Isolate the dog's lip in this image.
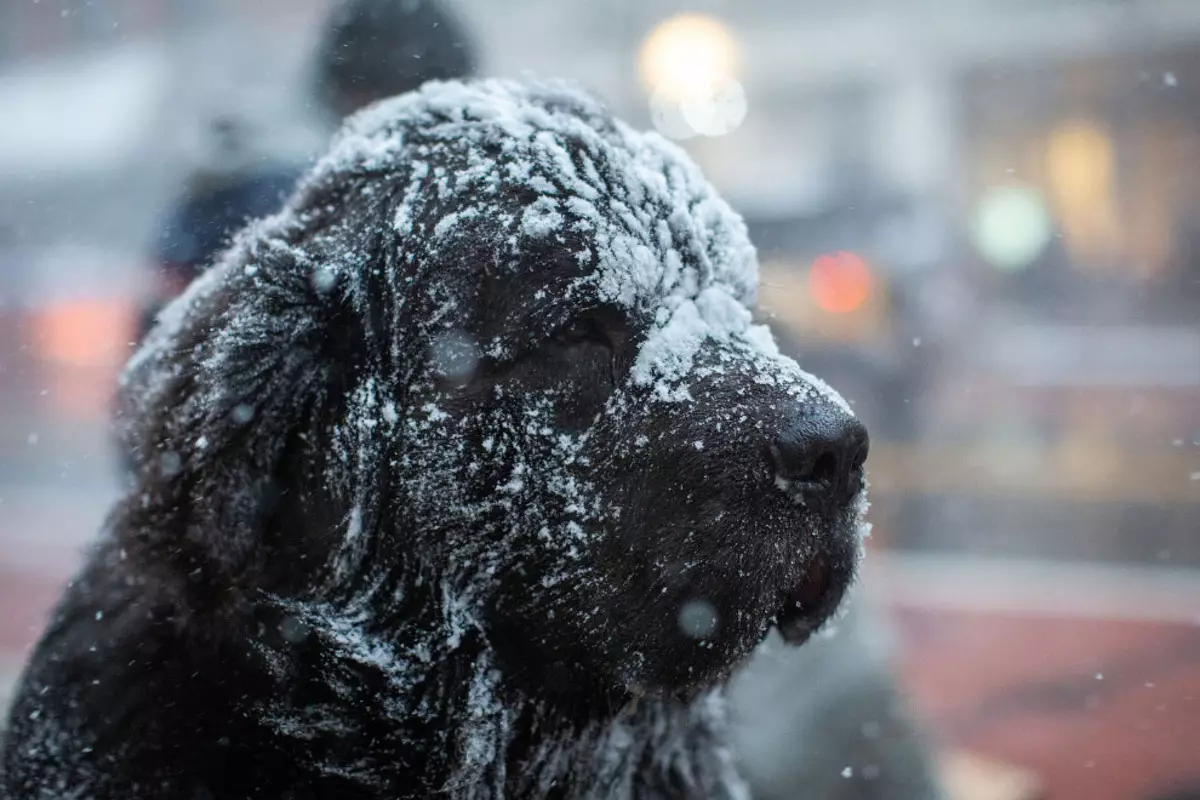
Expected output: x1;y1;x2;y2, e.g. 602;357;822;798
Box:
772;557;838;646
774;590;820;646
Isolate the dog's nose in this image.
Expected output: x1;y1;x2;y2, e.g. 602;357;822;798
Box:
769;404;869;506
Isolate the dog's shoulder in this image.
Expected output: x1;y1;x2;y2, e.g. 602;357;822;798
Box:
2;540;200;795
0;535;365;799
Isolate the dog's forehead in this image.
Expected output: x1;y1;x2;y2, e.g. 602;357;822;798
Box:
302;79;850;413
312;78;758;316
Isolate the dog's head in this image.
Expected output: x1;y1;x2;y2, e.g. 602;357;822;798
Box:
120;80;868;708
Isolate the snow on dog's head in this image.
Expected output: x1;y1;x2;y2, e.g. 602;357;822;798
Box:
121;78;868;707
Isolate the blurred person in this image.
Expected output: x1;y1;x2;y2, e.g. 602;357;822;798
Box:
140;0;478;344
312;0;477;124
118;0;478;478
142;115;299;339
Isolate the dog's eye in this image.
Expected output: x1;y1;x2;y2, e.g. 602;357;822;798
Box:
554;318;611;348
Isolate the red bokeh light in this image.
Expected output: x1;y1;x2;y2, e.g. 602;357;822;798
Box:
808;251;872;314
29;299;133;368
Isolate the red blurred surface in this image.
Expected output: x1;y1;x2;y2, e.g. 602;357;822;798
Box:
896;608;1200;800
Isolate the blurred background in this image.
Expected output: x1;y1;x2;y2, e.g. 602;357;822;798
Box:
0;1;1198;798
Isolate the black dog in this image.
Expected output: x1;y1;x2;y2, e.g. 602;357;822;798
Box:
1;79;868;799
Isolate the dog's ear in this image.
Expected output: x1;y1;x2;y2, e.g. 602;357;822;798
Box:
116;228;363;583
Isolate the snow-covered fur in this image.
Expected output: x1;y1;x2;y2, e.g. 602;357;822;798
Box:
1;79;869;799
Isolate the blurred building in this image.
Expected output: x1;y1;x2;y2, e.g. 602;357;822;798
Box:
3;0;1198;559
559;0;1200;568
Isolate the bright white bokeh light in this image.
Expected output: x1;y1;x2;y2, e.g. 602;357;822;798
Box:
638;13;739;96
640;14;746;141
649;77;748;141
680;75;747;138
971;185;1053;271
649;87;699;141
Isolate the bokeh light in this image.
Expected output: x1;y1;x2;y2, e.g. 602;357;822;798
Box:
808;251;873;314
1045;121;1121;265
28;299;132;368
429;328;481;386
638;13;739;96
678;598;719;639
639;13;746;141
648;86;699;141
1046;122;1114;203
970;184;1053;271
680;75;747;137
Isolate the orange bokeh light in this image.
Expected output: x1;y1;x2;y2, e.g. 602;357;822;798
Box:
24;299;136;421
808;251;872;314
28;299;134;367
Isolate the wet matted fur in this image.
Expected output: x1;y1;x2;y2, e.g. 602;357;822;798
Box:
0;79;869;799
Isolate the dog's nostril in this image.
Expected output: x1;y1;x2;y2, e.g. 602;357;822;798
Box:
769;409;869;503
810;452;839;484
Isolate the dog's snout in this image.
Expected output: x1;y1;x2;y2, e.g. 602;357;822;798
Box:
769;405;868;505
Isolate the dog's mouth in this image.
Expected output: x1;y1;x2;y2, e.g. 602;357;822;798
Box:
772;553;848;645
